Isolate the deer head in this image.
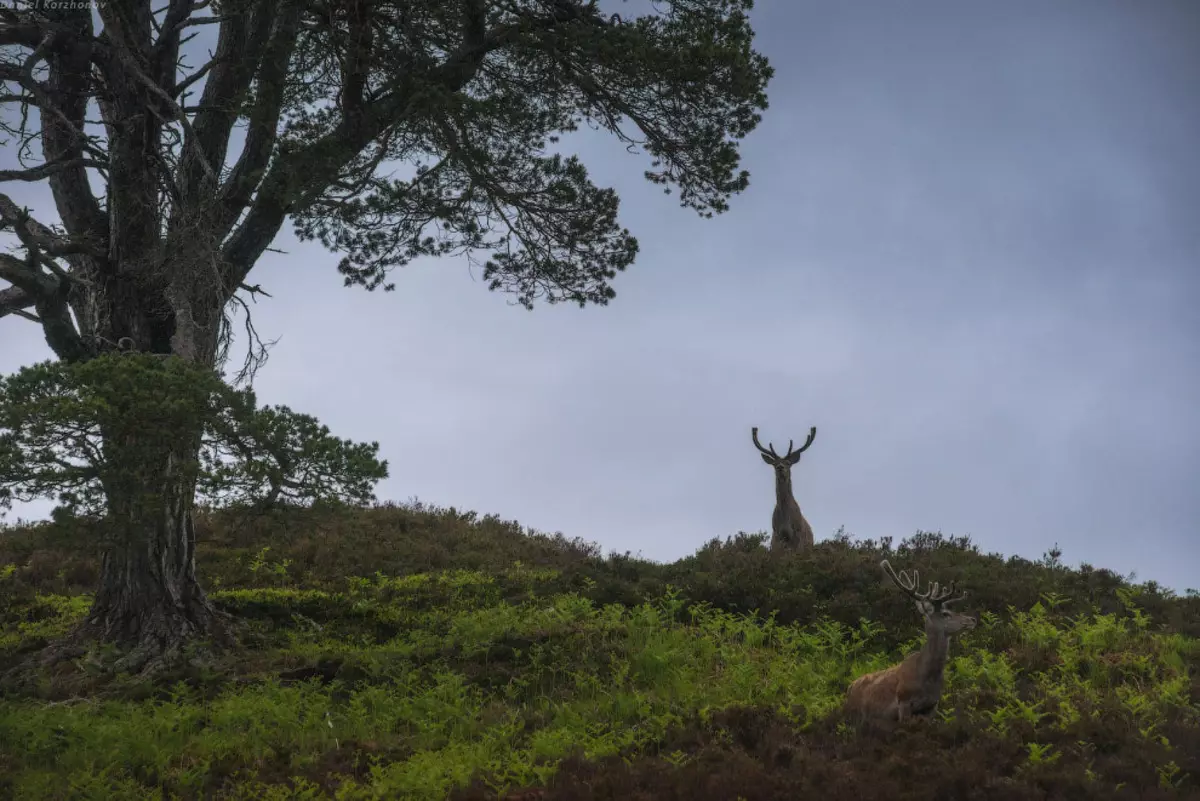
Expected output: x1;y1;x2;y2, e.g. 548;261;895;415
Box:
881;559;976;636
751;426;816;473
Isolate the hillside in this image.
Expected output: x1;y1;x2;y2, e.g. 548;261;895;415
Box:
1;501;1198;800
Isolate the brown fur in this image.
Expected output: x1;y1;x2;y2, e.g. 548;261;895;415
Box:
844;560;977;725
750;426;817;552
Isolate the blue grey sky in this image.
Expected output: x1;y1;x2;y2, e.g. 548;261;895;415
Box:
2;0;1198;591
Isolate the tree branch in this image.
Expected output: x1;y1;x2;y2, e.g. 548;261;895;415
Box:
0;285;37;321
154;0;198;60
0;192;92;357
0;193;102;262
179;0;275;203
171;53;220;99
220;0;502;288
95;2;154;57
0;9;48;49
0;195;77;292
339;0;375;135
26;7;109;259
0;158;106;182
110;40;218;184
0;252;43;296
215;0;304;234
0;242;86;360
0;45;95;156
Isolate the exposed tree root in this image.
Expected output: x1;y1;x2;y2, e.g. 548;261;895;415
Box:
67;597;232;674
2;598;238;695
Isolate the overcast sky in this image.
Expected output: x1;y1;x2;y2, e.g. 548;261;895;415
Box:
2;0;1198;592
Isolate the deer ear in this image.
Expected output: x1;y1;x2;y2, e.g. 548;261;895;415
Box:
760;453;775;466
785;450;803;465
915;600;934;617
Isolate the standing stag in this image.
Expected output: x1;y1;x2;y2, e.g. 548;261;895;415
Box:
751;426;817;551
844;560;977;725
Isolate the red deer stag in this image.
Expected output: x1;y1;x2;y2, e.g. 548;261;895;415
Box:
844;560;976;726
751;426;817;551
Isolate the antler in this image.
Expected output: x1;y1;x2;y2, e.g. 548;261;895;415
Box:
751;426;818;460
751;426;781;458
881;559;927;600
794;426;817;455
881;560;968;609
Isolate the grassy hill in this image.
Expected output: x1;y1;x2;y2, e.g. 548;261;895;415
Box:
0;501;1198;800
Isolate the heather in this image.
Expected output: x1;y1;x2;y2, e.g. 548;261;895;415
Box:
0;502;1196;799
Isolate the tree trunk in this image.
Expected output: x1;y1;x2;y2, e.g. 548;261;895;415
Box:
46;435;230;674
41;272;234;674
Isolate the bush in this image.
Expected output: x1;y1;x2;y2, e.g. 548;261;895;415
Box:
0;503;1197;799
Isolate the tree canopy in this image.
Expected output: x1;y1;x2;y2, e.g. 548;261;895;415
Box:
0;353;389;520
1;0;774;365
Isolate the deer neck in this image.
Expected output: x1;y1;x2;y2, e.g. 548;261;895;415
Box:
917;622;950;681
774;469;795;507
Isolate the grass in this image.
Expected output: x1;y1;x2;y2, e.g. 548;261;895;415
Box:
0;500;1197;799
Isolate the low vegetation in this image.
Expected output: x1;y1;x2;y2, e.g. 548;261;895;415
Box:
0;501;1198;799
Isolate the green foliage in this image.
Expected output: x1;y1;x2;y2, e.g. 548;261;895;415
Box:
289;0;774;308
0;504;1197;799
0;354;388;518
0;353;224;516
200;402;389;511
0;589;91;651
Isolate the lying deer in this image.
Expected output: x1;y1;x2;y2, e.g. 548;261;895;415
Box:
844;560;976;725
751;426;817;551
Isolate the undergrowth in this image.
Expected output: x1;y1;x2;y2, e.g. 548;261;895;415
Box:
0;501;1197;799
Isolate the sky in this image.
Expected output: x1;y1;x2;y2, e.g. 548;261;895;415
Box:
2;0;1198;592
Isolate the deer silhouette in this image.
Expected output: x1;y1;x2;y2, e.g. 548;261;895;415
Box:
844;560;977;726
750;426;817;551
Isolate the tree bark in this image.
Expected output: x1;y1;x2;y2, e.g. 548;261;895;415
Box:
37;275;234;673
40;410;231;675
